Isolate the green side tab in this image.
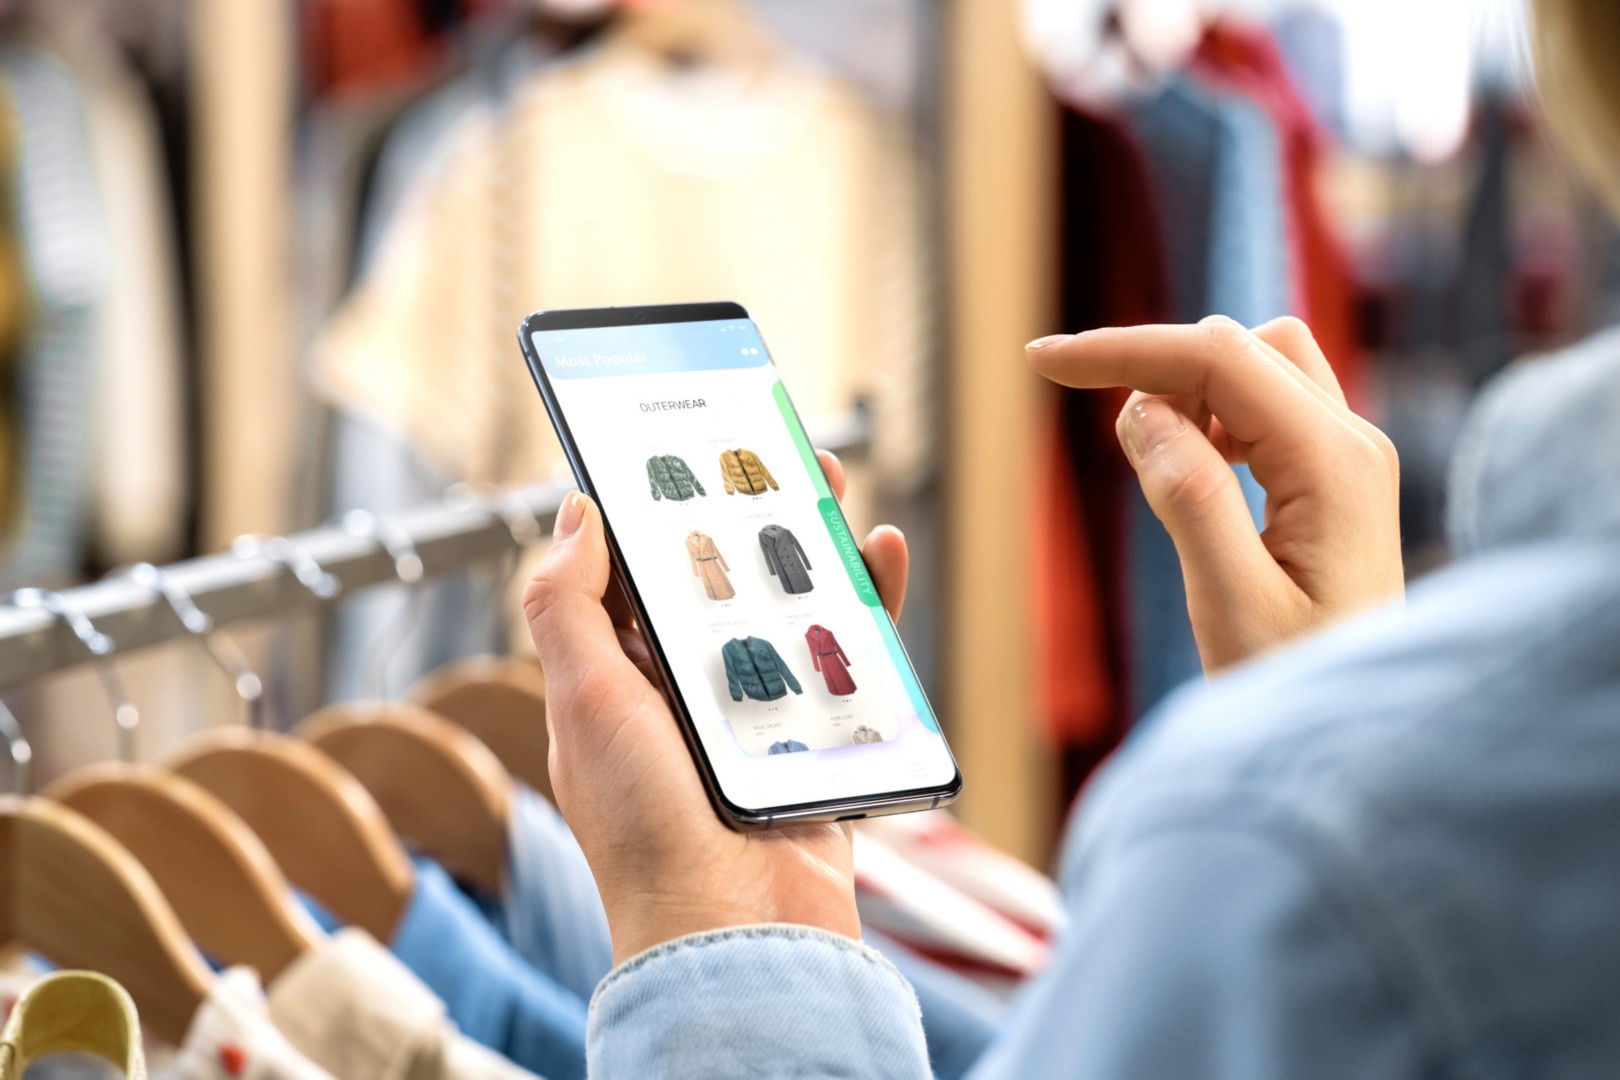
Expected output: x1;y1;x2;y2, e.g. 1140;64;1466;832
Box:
774;381;833;499
819;498;881;607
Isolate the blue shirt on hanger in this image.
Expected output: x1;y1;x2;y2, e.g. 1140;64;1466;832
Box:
1125;77;1283;719
463;784;614;1005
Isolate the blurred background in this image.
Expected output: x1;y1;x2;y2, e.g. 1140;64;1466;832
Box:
0;0;1593;866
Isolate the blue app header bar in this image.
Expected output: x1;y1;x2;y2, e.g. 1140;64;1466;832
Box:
530;318;770;380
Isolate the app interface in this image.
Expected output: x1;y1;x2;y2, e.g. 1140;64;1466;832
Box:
530;317;956;814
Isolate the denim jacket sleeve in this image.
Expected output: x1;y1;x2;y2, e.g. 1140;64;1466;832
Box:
586;821;1419;1079
968;820;1420;1077
588;925;931;1078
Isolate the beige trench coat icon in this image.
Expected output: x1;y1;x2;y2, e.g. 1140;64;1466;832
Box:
686;531;735;600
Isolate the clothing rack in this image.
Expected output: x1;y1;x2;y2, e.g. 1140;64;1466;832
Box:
0;411;869;691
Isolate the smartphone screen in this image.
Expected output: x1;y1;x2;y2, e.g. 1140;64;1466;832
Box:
519;303;960;825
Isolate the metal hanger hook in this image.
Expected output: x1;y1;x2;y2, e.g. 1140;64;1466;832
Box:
445;484;544;648
495;489;545;551
11;588;139;764
341;510;426;699
231;534;341;601
342;510;425;584
445;483;544;551
128;562;266;731
0;696;31;796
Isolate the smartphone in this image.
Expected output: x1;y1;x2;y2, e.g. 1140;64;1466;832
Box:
517;302;961;829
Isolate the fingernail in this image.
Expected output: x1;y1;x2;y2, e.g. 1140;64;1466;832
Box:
1026;334;1075;350
554;492;586;540
1124;399;1187;459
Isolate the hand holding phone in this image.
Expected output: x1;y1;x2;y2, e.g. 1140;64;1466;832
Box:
518;303;960;829
521;458;907;963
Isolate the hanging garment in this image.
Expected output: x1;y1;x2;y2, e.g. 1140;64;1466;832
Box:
850;726;882;744
268;929;541;1080
804;624;856;695
0;82;29;542
1193;18;1361;405
165;967;335;1079
321;33;558;708
646;454;704;502
1032;105;1161;758
313;45;931;491
1125;75;1277;720
758;524;812;594
44;16;189;569
0;971;146;1079
767;740;809;755
1272;4;1348;139
0;44;110;584
860;811;1066;939
479;784;612;1005
718;448;777;496
303;0;446;97
303;859;586;1080
685;531;734;600
722;636;803;702
851;832;1049;982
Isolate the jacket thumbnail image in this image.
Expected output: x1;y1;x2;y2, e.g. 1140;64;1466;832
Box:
720;448;778;496
685;531;734;600
805;624;856;695
758;524;813;594
851;725;883;744
647;454;705;501
722;636;803;702
768;740;809;755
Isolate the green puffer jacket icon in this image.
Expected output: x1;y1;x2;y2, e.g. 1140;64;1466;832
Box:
722;636;803;702
646;454;706;501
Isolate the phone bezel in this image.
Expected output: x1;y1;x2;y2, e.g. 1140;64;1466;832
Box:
517;301;961;829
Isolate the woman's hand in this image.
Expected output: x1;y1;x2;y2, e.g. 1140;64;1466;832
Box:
522;452;908;965
1029;315;1404;671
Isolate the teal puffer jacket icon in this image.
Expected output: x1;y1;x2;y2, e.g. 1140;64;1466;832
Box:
647;454;705;501
722;636;803;702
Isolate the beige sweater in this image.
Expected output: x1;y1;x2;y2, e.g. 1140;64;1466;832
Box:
314;43;931;489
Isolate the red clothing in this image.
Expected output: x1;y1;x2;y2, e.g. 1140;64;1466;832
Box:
1193;18;1364;408
302;0;442;97
805;625;857;697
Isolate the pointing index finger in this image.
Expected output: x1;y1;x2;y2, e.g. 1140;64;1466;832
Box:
1027;318;1337;456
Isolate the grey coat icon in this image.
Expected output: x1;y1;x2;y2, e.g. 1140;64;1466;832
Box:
759;524;813;594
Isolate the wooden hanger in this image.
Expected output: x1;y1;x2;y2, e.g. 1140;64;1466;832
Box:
0;796;211;1045
44;763;325;983
166;729;414;942
304;510;511;894
404;491;551;799
298;702;512;895
127;555;412;942
608;0;784;77
410;656;552;801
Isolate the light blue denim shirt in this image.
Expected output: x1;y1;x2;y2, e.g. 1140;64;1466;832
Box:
588;329;1620;1078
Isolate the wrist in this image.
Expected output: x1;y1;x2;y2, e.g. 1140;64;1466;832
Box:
606;889;861;966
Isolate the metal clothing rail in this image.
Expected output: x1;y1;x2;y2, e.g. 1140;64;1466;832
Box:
0;411;870;691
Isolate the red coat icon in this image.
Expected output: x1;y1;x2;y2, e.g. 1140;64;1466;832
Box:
805;624;856;696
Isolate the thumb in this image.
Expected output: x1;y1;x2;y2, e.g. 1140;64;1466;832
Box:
522;493;646;729
1117;396;1291;658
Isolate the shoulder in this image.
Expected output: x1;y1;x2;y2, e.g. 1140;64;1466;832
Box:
1080;540;1620;832
1064;541;1620;1055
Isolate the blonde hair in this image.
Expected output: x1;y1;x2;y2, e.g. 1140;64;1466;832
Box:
1534;0;1620;215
